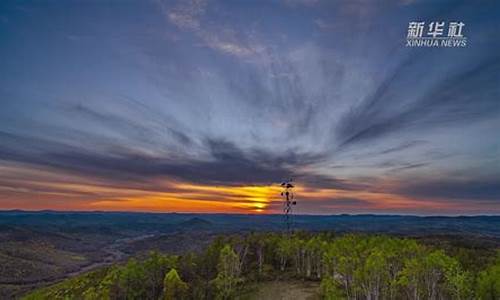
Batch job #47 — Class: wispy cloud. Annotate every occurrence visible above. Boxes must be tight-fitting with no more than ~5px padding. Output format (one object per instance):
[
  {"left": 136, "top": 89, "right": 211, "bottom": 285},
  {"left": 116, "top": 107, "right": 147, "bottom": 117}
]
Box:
[
  {"left": 0, "top": 0, "right": 499, "bottom": 214},
  {"left": 157, "top": 0, "right": 264, "bottom": 58},
  {"left": 335, "top": 55, "right": 500, "bottom": 148}
]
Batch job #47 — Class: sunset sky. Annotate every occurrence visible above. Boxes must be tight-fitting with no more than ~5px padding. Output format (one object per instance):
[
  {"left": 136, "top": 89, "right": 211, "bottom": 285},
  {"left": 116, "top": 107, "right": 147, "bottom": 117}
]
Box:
[{"left": 0, "top": 0, "right": 499, "bottom": 215}]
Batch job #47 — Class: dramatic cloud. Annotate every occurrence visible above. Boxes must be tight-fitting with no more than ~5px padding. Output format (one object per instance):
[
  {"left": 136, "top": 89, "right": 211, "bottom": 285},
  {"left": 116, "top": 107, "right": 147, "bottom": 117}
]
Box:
[
  {"left": 335, "top": 56, "right": 500, "bottom": 147},
  {"left": 0, "top": 0, "right": 499, "bottom": 214}
]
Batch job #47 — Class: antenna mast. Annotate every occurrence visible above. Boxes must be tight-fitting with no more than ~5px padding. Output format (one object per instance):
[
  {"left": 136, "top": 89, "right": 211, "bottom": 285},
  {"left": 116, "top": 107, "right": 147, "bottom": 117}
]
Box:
[{"left": 280, "top": 179, "right": 296, "bottom": 234}]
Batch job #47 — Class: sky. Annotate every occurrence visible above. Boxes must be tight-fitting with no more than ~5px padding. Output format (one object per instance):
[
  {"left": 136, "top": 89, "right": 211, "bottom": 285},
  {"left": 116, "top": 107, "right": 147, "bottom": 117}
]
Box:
[{"left": 0, "top": 0, "right": 499, "bottom": 215}]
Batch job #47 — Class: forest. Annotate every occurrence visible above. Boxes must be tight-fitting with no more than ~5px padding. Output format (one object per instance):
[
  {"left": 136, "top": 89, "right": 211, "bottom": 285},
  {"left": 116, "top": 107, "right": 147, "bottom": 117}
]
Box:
[{"left": 23, "top": 232, "right": 500, "bottom": 300}]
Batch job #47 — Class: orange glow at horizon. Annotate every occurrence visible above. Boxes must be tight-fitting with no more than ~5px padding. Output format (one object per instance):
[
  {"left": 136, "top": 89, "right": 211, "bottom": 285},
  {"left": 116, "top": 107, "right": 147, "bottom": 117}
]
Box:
[
  {"left": 1, "top": 163, "right": 497, "bottom": 214},
  {"left": 1, "top": 180, "right": 462, "bottom": 214},
  {"left": 89, "top": 183, "right": 282, "bottom": 213}
]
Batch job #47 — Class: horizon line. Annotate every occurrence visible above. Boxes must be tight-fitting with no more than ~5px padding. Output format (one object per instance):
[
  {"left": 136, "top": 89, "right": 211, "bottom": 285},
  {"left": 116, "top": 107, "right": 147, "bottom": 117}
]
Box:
[{"left": 0, "top": 209, "right": 498, "bottom": 218}]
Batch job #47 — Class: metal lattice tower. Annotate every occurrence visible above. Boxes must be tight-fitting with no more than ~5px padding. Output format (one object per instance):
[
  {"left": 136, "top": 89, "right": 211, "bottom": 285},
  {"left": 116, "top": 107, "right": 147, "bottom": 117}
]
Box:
[{"left": 280, "top": 179, "right": 296, "bottom": 234}]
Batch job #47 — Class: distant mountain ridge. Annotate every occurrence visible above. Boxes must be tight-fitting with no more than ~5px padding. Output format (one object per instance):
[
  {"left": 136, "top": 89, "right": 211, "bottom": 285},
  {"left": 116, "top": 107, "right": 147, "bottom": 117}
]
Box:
[
  {"left": 0, "top": 211, "right": 499, "bottom": 238},
  {"left": 179, "top": 217, "right": 213, "bottom": 229}
]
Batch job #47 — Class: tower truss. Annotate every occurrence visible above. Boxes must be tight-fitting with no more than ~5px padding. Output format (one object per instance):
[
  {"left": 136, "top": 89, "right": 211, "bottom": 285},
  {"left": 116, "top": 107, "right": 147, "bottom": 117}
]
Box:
[{"left": 280, "top": 179, "right": 296, "bottom": 234}]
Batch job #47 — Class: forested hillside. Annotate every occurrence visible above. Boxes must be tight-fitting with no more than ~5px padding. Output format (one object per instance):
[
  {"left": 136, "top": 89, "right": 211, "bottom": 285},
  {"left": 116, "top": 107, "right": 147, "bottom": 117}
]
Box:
[
  {"left": 3, "top": 213, "right": 498, "bottom": 299},
  {"left": 23, "top": 232, "right": 500, "bottom": 300}
]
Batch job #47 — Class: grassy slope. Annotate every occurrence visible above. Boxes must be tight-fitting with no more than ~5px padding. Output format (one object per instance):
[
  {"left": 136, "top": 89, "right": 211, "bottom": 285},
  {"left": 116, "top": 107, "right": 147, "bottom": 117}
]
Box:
[{"left": 21, "top": 268, "right": 110, "bottom": 300}]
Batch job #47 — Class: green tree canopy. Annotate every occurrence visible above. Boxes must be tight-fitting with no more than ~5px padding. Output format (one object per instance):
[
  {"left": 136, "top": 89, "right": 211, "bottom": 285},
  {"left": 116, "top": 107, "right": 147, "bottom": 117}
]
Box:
[{"left": 163, "top": 268, "right": 188, "bottom": 300}]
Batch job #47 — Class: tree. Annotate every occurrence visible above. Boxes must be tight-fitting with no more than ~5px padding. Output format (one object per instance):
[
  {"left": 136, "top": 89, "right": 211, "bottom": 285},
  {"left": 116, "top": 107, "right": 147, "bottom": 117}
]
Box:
[
  {"left": 163, "top": 268, "right": 188, "bottom": 300},
  {"left": 384, "top": 238, "right": 420, "bottom": 300},
  {"left": 277, "top": 236, "right": 293, "bottom": 272},
  {"left": 24, "top": 232, "right": 500, "bottom": 300},
  {"left": 252, "top": 233, "right": 266, "bottom": 276},
  {"left": 101, "top": 259, "right": 147, "bottom": 299},
  {"left": 305, "top": 236, "right": 325, "bottom": 279},
  {"left": 321, "top": 275, "right": 346, "bottom": 300},
  {"left": 444, "top": 260, "right": 473, "bottom": 300},
  {"left": 143, "top": 252, "right": 178, "bottom": 300},
  {"left": 476, "top": 257, "right": 500, "bottom": 300},
  {"left": 398, "top": 249, "right": 458, "bottom": 300},
  {"left": 359, "top": 247, "right": 389, "bottom": 300},
  {"left": 329, "top": 235, "right": 361, "bottom": 299},
  {"left": 199, "top": 237, "right": 226, "bottom": 299},
  {"left": 422, "top": 250, "right": 454, "bottom": 300},
  {"left": 214, "top": 244, "right": 242, "bottom": 299}
]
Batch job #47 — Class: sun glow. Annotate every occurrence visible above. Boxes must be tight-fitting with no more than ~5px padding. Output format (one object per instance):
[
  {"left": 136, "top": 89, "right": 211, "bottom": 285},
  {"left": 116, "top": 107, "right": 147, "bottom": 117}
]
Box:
[
  {"left": 88, "top": 183, "right": 282, "bottom": 213},
  {"left": 1, "top": 163, "right": 481, "bottom": 214}
]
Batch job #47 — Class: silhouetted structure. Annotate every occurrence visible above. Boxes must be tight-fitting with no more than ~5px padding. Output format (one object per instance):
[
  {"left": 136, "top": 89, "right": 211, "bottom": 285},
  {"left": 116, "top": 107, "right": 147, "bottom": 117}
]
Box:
[{"left": 280, "top": 179, "right": 296, "bottom": 234}]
